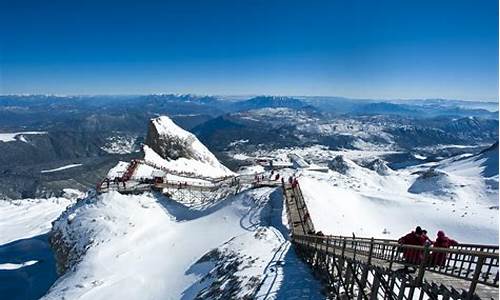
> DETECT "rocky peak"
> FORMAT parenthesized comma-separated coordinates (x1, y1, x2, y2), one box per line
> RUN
(364, 158, 391, 175)
(328, 155, 350, 174)
(144, 116, 231, 172)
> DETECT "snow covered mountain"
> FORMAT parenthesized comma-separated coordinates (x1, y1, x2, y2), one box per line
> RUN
(143, 116, 234, 178)
(439, 141, 498, 179)
(249, 142, 498, 244)
(44, 189, 322, 300)
(2, 95, 498, 299)
(231, 96, 309, 111)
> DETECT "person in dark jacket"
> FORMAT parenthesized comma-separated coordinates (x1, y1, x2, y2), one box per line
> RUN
(422, 229, 433, 246)
(398, 226, 426, 265)
(431, 231, 458, 266)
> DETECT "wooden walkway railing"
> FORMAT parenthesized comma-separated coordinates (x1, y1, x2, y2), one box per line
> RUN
(282, 181, 499, 300)
(96, 160, 282, 204)
(96, 163, 498, 299)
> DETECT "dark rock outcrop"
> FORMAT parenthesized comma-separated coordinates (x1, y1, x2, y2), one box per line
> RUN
(328, 155, 350, 174)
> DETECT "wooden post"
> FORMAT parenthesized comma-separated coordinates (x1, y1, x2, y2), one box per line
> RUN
(467, 255, 485, 299)
(370, 269, 380, 300)
(397, 279, 406, 300)
(416, 244, 430, 286)
(342, 237, 347, 258)
(367, 238, 374, 265)
(388, 244, 396, 271)
(357, 238, 374, 300)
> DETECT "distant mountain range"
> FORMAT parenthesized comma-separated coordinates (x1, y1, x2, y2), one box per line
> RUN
(230, 96, 310, 111)
(353, 102, 498, 119)
(0, 94, 497, 199)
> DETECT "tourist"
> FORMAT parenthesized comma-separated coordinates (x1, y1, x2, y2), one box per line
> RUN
(422, 229, 433, 246)
(398, 226, 426, 265)
(431, 231, 458, 267)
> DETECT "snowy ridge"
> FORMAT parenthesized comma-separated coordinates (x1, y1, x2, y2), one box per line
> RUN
(143, 145, 234, 179)
(0, 189, 85, 245)
(144, 116, 235, 179)
(439, 142, 498, 178)
(0, 196, 78, 245)
(43, 188, 322, 300)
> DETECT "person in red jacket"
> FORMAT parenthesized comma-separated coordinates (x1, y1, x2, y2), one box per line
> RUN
(398, 226, 426, 265)
(431, 231, 458, 267)
(422, 229, 433, 246)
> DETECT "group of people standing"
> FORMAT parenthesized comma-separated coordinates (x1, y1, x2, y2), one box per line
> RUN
(101, 177, 126, 189)
(398, 226, 458, 268)
(254, 171, 283, 182)
(287, 175, 299, 188)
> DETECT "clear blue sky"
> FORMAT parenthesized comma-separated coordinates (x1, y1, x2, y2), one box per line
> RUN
(0, 0, 498, 100)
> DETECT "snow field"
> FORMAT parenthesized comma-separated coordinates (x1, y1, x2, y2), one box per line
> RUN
(43, 186, 324, 300)
(0, 197, 77, 245)
(299, 158, 498, 244)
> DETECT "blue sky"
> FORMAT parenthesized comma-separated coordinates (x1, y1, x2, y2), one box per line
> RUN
(0, 0, 498, 100)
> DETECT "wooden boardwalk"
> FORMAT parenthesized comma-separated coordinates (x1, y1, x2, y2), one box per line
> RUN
(96, 166, 499, 299)
(283, 181, 499, 300)
(96, 164, 278, 203)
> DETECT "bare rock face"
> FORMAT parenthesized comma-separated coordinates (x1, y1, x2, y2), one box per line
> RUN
(145, 118, 196, 161)
(328, 155, 349, 174)
(49, 197, 96, 275)
(364, 158, 391, 176)
(144, 116, 224, 168)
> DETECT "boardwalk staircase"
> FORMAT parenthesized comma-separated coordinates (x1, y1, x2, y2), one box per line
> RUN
(282, 181, 499, 300)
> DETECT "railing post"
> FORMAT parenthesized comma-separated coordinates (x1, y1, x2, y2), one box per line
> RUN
(357, 238, 374, 300)
(388, 244, 396, 271)
(325, 235, 330, 255)
(367, 237, 374, 265)
(416, 244, 430, 286)
(341, 237, 347, 258)
(468, 255, 485, 299)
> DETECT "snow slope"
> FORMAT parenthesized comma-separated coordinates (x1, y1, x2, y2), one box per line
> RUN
(0, 197, 77, 245)
(298, 151, 498, 244)
(43, 188, 324, 300)
(143, 145, 234, 179)
(439, 142, 498, 182)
